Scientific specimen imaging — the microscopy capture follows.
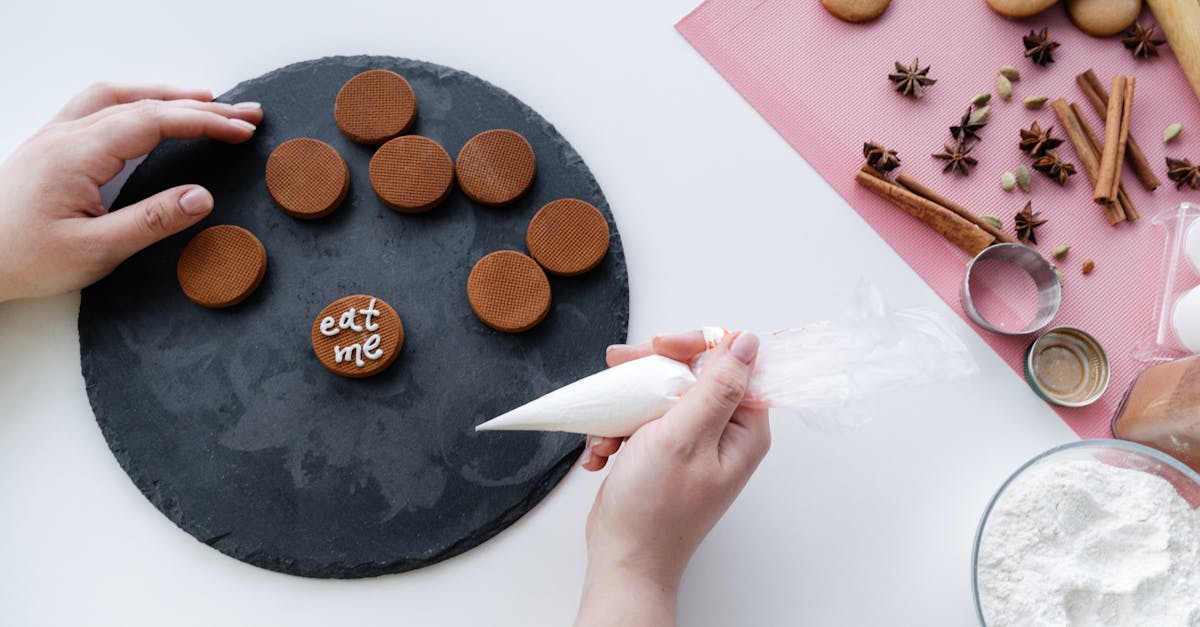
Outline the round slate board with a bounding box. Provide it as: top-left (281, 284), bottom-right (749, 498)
top-left (79, 56), bottom-right (629, 579)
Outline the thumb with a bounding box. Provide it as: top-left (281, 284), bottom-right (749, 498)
top-left (89, 185), bottom-right (213, 261)
top-left (663, 332), bottom-right (759, 446)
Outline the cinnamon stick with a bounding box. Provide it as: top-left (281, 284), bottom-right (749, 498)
top-left (894, 173), bottom-right (1016, 244)
top-left (1095, 76), bottom-right (1129, 206)
top-left (1071, 102), bottom-right (1138, 222)
top-left (1051, 98), bottom-right (1125, 225)
top-left (855, 167), bottom-right (995, 256)
top-left (1077, 70), bottom-right (1161, 191)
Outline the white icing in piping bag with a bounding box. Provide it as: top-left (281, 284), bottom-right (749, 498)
top-left (476, 354), bottom-right (697, 438)
top-left (476, 282), bottom-right (979, 438)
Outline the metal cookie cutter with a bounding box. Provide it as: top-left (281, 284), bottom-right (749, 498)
top-left (960, 243), bottom-right (1061, 335)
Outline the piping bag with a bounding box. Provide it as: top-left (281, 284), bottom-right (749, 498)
top-left (476, 282), bottom-right (978, 437)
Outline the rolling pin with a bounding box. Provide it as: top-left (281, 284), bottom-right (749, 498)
top-left (1147, 0), bottom-right (1200, 107)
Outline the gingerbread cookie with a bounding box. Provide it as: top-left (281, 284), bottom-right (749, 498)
top-left (455, 130), bottom-right (536, 206)
top-left (1066, 0), bottom-right (1141, 37)
top-left (311, 294), bottom-right (403, 378)
top-left (177, 225), bottom-right (267, 308)
top-left (820, 0), bottom-right (891, 23)
top-left (467, 251), bottom-right (551, 333)
top-left (334, 69), bottom-right (417, 144)
top-left (526, 199), bottom-right (610, 276)
top-left (368, 135), bottom-right (455, 213)
top-left (986, 0), bottom-right (1058, 18)
top-left (265, 138), bottom-right (350, 219)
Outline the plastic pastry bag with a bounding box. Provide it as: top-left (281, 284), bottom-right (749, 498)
top-left (475, 282), bottom-right (978, 437)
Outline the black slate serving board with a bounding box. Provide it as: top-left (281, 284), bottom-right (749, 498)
top-left (79, 56), bottom-right (629, 578)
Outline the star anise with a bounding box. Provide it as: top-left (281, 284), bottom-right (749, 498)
top-left (950, 107), bottom-right (986, 142)
top-left (1167, 157), bottom-right (1200, 190)
top-left (1015, 202), bottom-right (1047, 245)
top-left (1023, 27), bottom-right (1060, 66)
top-left (933, 140), bottom-right (977, 176)
top-left (1031, 151), bottom-right (1076, 185)
top-left (1018, 122), bottom-right (1063, 157)
top-left (888, 59), bottom-right (936, 98)
top-left (1122, 22), bottom-right (1167, 59)
top-left (863, 142), bottom-right (901, 172)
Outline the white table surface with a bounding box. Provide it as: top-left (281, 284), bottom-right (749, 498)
top-left (0, 1), bottom-right (1078, 624)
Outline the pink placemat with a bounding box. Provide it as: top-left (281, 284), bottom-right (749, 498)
top-left (677, 0), bottom-right (1200, 438)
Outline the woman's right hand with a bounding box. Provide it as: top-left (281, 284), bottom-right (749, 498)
top-left (575, 331), bottom-right (771, 627)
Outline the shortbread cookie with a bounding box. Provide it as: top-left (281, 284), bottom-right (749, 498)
top-left (526, 199), bottom-right (610, 276)
top-left (334, 69), bottom-right (417, 144)
top-left (467, 251), bottom-right (551, 332)
top-left (266, 138), bottom-right (350, 219)
top-left (177, 225), bottom-right (267, 308)
top-left (455, 130), bottom-right (536, 206)
top-left (311, 294), bottom-right (403, 378)
top-left (986, 0), bottom-right (1058, 18)
top-left (820, 0), bottom-right (891, 23)
top-left (1066, 0), bottom-right (1141, 37)
top-left (369, 135), bottom-right (455, 213)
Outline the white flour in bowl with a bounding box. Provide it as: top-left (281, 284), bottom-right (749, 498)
top-left (976, 459), bottom-right (1200, 626)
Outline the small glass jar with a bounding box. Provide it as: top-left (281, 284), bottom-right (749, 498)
top-left (1112, 355), bottom-right (1200, 473)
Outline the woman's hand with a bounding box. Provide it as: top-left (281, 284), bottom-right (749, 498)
top-left (0, 83), bottom-right (263, 302)
top-left (575, 331), bottom-right (771, 627)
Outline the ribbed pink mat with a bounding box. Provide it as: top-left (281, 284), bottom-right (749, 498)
top-left (677, 0), bottom-right (1200, 438)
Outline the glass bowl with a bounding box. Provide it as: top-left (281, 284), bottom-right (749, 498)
top-left (970, 439), bottom-right (1200, 626)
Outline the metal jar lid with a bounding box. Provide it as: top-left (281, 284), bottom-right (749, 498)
top-left (1024, 327), bottom-right (1110, 407)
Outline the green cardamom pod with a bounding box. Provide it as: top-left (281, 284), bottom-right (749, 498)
top-left (972, 93), bottom-right (992, 107)
top-left (997, 75), bottom-right (1013, 101)
top-left (1023, 95), bottom-right (1049, 109)
top-left (981, 215), bottom-right (1003, 230)
top-left (1001, 172), bottom-right (1016, 192)
top-left (1164, 122), bottom-right (1183, 143)
top-left (1000, 65), bottom-right (1021, 81)
top-left (1016, 165), bottom-right (1032, 192)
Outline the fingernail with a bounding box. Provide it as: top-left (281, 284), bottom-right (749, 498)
top-left (229, 118), bottom-right (256, 131)
top-left (580, 446), bottom-right (592, 466)
top-left (233, 101), bottom-right (261, 110)
top-left (730, 332), bottom-right (759, 364)
top-left (606, 344), bottom-right (628, 354)
top-left (179, 187), bottom-right (213, 216)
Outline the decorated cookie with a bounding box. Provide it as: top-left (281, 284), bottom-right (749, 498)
top-left (526, 198), bottom-right (610, 276)
top-left (177, 225), bottom-right (267, 308)
top-left (820, 0), bottom-right (891, 23)
top-left (266, 138), bottom-right (350, 219)
top-left (986, 0), bottom-right (1058, 18)
top-left (455, 130), bottom-right (536, 206)
top-left (334, 69), bottom-right (417, 144)
top-left (1066, 0), bottom-right (1141, 37)
top-left (311, 294), bottom-right (403, 378)
top-left (467, 251), bottom-right (551, 333)
top-left (368, 135), bottom-right (455, 213)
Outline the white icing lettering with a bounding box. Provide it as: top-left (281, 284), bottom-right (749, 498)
top-left (319, 316), bottom-right (339, 336)
top-left (362, 298), bottom-right (381, 332)
top-left (362, 333), bottom-right (383, 360)
top-left (333, 343), bottom-right (365, 367)
top-left (338, 308), bottom-right (364, 332)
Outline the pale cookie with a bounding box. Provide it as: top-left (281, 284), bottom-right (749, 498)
top-left (1066, 0), bottom-right (1141, 37)
top-left (986, 0), bottom-right (1058, 18)
top-left (819, 0), bottom-right (891, 23)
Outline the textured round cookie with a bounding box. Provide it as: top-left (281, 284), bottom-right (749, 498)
top-left (467, 251), bottom-right (551, 333)
top-left (819, 0), bottom-right (891, 22)
top-left (177, 225), bottom-right (267, 308)
top-left (986, 0), bottom-right (1058, 18)
top-left (265, 138), bottom-right (350, 219)
top-left (368, 135), bottom-right (455, 213)
top-left (311, 294), bottom-right (403, 378)
top-left (455, 130), bottom-right (536, 206)
top-left (526, 198), bottom-right (610, 276)
top-left (1066, 0), bottom-right (1141, 37)
top-left (334, 69), bottom-right (417, 144)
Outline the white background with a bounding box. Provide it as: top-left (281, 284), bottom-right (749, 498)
top-left (0, 1), bottom-right (1077, 624)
